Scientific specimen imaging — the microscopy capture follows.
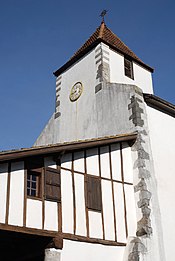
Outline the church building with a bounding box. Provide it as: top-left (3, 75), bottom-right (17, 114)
top-left (0, 21), bottom-right (175, 261)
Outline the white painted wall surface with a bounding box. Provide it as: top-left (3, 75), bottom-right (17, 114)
top-left (113, 182), bottom-right (126, 243)
top-left (146, 106), bottom-right (175, 261)
top-left (57, 49), bottom-right (97, 143)
top-left (0, 163), bottom-right (8, 223)
top-left (111, 143), bottom-right (122, 181)
top-left (74, 151), bottom-right (85, 173)
top-left (100, 146), bottom-right (111, 179)
top-left (61, 169), bottom-right (74, 233)
top-left (8, 161), bottom-right (24, 226)
top-left (44, 201), bottom-right (58, 231)
top-left (122, 143), bottom-right (134, 183)
top-left (86, 148), bottom-right (99, 176)
top-left (74, 173), bottom-right (86, 236)
top-left (124, 185), bottom-right (137, 236)
top-left (89, 211), bottom-right (103, 239)
top-left (26, 199), bottom-right (42, 229)
top-left (101, 180), bottom-right (115, 240)
top-left (109, 49), bottom-right (153, 94)
top-left (61, 153), bottom-right (72, 169)
top-left (61, 239), bottom-right (125, 261)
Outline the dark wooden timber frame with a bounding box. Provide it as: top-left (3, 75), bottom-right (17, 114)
top-left (0, 133), bottom-right (136, 246)
top-left (5, 163), bottom-right (11, 224)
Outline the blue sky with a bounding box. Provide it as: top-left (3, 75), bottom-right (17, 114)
top-left (0, 0), bottom-right (175, 151)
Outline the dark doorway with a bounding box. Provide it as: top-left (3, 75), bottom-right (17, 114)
top-left (0, 229), bottom-right (52, 261)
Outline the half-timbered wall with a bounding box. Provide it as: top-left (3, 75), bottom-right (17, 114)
top-left (0, 142), bottom-right (137, 247)
top-left (61, 142), bottom-right (137, 244)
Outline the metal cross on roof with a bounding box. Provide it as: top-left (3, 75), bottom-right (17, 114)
top-left (100, 10), bottom-right (108, 22)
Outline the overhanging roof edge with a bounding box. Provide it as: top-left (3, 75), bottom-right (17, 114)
top-left (0, 133), bottom-right (137, 162)
top-left (53, 38), bottom-right (154, 77)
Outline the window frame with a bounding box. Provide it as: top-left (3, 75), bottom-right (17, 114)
top-left (124, 57), bottom-right (134, 79)
top-left (25, 157), bottom-right (43, 199)
top-left (27, 171), bottom-right (41, 198)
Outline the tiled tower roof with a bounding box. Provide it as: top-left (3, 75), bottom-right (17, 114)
top-left (54, 22), bottom-right (153, 76)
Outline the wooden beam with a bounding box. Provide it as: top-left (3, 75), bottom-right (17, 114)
top-left (61, 232), bottom-right (126, 247)
top-left (0, 133), bottom-right (137, 162)
top-left (0, 223), bottom-right (58, 238)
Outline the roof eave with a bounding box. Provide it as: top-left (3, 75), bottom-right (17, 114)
top-left (0, 133), bottom-right (137, 162)
top-left (144, 93), bottom-right (175, 117)
top-left (101, 40), bottom-right (154, 73)
top-left (53, 39), bottom-right (101, 77)
top-left (53, 38), bottom-right (154, 77)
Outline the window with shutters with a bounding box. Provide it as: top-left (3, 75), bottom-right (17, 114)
top-left (44, 167), bottom-right (61, 202)
top-left (86, 175), bottom-right (102, 212)
top-left (124, 58), bottom-right (134, 79)
top-left (26, 157), bottom-right (43, 198)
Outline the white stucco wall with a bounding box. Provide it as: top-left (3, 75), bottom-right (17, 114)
top-left (74, 173), bottom-right (86, 236)
top-left (146, 106), bottom-right (175, 261)
top-left (86, 148), bottom-right (99, 176)
top-left (61, 239), bottom-right (125, 261)
top-left (44, 201), bottom-right (58, 231)
top-left (110, 49), bottom-right (153, 94)
top-left (122, 142), bottom-right (134, 184)
top-left (89, 211), bottom-right (103, 239)
top-left (61, 169), bottom-right (74, 233)
top-left (113, 182), bottom-right (126, 243)
top-left (111, 143), bottom-right (121, 181)
top-left (102, 179), bottom-right (115, 241)
top-left (26, 198), bottom-right (42, 229)
top-left (8, 161), bottom-right (24, 226)
top-left (100, 146), bottom-right (111, 179)
top-left (56, 48), bottom-right (97, 143)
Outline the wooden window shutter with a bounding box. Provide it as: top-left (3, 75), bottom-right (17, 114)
top-left (124, 58), bottom-right (134, 79)
top-left (87, 175), bottom-right (102, 212)
top-left (45, 167), bottom-right (61, 202)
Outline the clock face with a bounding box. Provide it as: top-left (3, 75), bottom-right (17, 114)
top-left (69, 82), bottom-right (83, 102)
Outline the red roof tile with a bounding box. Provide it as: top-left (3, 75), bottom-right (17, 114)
top-left (54, 22), bottom-right (153, 76)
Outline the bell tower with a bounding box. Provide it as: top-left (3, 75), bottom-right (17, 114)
top-left (35, 22), bottom-right (154, 146)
